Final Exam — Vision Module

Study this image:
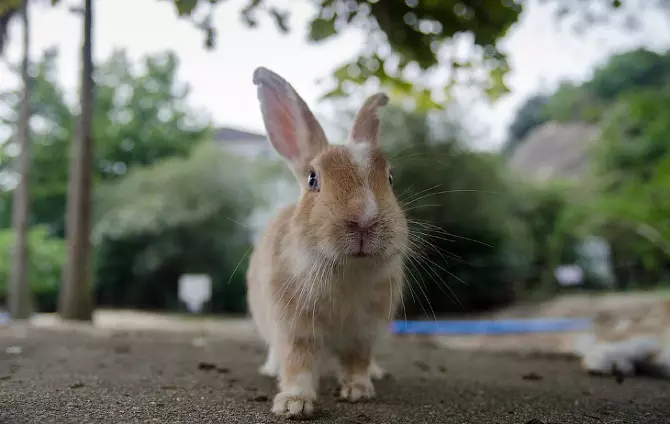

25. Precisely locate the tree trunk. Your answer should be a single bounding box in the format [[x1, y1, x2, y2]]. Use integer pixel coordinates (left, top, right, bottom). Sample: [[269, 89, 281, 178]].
[[59, 0, 94, 321], [9, 0, 32, 320]]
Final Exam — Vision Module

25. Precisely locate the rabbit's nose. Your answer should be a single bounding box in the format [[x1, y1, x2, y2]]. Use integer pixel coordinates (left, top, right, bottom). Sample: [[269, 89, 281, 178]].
[[346, 218, 379, 234]]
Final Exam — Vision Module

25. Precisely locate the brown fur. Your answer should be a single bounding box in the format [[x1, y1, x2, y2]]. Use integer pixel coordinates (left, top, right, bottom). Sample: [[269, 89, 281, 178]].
[[247, 67, 409, 418]]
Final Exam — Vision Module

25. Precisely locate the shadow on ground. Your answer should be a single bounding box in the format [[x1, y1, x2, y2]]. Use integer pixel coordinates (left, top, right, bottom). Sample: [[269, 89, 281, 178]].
[[0, 325, 668, 424]]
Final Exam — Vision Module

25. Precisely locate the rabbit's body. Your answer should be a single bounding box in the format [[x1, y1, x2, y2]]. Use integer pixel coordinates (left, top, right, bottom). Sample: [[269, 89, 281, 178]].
[[247, 202, 404, 376], [247, 68, 409, 418], [575, 300, 670, 379]]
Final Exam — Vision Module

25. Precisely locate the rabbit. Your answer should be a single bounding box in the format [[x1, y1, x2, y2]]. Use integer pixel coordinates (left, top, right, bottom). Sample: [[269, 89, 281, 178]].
[[573, 299, 670, 380], [246, 67, 409, 418]]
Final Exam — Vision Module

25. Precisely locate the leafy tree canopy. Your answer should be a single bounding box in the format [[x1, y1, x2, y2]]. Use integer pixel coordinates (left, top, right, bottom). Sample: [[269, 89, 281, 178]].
[[3, 0, 668, 108], [501, 94, 551, 156], [0, 48, 211, 234]]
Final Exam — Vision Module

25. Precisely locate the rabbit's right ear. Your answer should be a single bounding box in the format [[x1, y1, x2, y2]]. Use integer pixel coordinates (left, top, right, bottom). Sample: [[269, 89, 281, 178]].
[[253, 67, 328, 175]]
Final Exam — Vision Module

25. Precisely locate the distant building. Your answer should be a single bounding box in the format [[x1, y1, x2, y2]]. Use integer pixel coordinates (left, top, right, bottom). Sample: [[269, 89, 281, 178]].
[[213, 126, 298, 242], [508, 121, 601, 182], [212, 127, 276, 160]]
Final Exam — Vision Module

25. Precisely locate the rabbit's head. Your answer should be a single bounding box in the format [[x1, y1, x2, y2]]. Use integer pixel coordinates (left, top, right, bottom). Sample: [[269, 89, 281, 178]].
[[253, 67, 408, 261]]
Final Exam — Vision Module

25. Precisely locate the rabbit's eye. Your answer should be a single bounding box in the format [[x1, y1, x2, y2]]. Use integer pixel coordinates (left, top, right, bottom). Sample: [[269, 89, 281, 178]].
[[388, 171, 393, 186], [308, 170, 319, 191]]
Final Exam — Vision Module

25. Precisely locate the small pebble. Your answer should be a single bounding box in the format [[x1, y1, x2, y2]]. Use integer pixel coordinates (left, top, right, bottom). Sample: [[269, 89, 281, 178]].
[[5, 346, 22, 355], [413, 360, 431, 372], [192, 337, 207, 347], [250, 394, 269, 402], [522, 372, 543, 381], [198, 362, 216, 371]]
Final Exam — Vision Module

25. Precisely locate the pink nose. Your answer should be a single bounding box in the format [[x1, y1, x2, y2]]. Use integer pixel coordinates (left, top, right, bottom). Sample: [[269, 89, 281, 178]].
[[346, 219, 378, 234]]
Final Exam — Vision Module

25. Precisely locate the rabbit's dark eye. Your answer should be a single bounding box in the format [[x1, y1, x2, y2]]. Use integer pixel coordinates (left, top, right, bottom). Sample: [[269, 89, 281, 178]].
[[308, 170, 319, 191], [388, 171, 393, 186]]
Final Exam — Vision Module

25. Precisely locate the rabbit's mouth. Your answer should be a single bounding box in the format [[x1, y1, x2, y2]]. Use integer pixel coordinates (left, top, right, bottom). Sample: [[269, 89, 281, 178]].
[[345, 232, 383, 258]]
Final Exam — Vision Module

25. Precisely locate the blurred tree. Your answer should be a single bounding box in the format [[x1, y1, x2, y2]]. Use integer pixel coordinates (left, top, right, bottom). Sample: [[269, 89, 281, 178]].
[[59, 0, 94, 320], [3, 0, 670, 108], [5, 0, 32, 319], [583, 87, 670, 286], [93, 141, 257, 313], [543, 49, 670, 123], [507, 47, 670, 291], [501, 94, 550, 156], [374, 106, 533, 315], [585, 48, 670, 101], [168, 0, 670, 107], [0, 225, 66, 313], [0, 49, 210, 235]]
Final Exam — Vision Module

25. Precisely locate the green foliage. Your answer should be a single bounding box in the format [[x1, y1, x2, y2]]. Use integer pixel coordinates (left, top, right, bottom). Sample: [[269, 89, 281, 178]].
[[543, 81, 604, 123], [92, 141, 258, 313], [509, 179, 586, 293], [585, 48, 670, 101], [0, 226, 66, 312], [507, 47, 670, 293], [543, 49, 670, 124], [572, 86, 670, 287], [381, 108, 532, 315], [4, 0, 670, 107], [502, 94, 551, 156], [167, 0, 670, 108], [0, 48, 211, 235]]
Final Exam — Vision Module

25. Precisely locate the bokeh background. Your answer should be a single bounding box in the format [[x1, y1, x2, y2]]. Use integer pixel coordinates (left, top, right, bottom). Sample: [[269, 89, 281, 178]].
[[0, 0, 669, 321]]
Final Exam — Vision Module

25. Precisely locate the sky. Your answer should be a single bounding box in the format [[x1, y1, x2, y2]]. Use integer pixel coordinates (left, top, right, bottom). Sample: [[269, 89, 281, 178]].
[[1, 0, 669, 150]]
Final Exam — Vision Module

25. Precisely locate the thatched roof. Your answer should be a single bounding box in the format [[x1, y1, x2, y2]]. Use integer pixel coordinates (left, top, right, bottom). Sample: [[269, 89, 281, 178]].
[[508, 121, 601, 182]]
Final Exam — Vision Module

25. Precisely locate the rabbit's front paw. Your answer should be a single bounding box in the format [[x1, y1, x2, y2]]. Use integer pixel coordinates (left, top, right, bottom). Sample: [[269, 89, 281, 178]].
[[272, 392, 315, 419], [339, 377, 375, 402], [368, 360, 389, 380]]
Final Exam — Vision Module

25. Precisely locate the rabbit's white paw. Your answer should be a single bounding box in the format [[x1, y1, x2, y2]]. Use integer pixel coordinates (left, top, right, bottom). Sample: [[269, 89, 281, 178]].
[[339, 377, 375, 402], [272, 392, 315, 418]]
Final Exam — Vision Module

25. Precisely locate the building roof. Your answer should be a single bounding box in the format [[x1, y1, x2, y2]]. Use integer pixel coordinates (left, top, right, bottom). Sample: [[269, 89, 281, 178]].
[[213, 127, 266, 143], [508, 121, 601, 182]]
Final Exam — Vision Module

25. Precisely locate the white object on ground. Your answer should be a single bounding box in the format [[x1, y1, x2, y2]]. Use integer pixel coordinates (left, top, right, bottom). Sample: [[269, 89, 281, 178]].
[[5, 346, 22, 355], [554, 265, 584, 286], [576, 335, 669, 378], [178, 274, 212, 313]]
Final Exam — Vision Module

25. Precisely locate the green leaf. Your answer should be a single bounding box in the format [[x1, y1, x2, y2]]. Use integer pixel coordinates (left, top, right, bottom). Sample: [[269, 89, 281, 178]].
[[173, 0, 198, 16], [309, 17, 337, 42]]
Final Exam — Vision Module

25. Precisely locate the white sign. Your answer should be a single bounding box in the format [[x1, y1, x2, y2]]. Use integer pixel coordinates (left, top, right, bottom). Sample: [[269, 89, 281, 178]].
[[554, 264, 584, 287], [178, 274, 212, 313], [577, 236, 615, 286]]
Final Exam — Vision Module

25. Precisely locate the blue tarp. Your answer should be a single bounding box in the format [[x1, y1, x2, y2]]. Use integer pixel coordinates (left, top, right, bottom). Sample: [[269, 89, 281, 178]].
[[391, 318, 592, 335]]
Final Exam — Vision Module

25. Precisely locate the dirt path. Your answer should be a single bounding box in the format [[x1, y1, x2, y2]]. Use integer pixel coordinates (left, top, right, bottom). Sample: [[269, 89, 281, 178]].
[[1, 324, 668, 424]]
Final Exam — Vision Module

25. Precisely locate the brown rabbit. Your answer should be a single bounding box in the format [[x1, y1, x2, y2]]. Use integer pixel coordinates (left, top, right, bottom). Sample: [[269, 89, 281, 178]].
[[574, 299, 670, 379], [246, 67, 409, 418]]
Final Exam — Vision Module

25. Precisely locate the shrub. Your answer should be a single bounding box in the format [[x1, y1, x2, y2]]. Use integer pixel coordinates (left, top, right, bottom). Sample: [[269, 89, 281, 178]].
[[92, 141, 258, 314], [0, 226, 66, 312], [383, 108, 533, 316]]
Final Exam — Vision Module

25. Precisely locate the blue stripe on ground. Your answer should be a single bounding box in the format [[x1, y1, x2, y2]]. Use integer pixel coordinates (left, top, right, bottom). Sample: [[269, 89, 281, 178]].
[[391, 318, 592, 335]]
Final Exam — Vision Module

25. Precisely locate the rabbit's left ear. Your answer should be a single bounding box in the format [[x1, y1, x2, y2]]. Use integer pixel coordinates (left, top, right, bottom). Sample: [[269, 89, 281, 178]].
[[253, 67, 329, 175], [347, 93, 389, 147]]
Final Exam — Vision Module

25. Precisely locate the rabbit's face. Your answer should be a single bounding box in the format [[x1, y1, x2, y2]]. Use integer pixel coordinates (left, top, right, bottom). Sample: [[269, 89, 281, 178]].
[[252, 67, 408, 262], [292, 143, 408, 260]]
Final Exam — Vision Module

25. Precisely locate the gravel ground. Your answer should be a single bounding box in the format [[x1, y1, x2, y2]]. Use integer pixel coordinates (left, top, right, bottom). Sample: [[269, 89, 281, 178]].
[[0, 325, 668, 424]]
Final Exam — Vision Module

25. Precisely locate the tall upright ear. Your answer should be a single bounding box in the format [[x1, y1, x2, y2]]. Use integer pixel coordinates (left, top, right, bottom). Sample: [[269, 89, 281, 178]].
[[253, 67, 328, 174], [347, 93, 389, 147]]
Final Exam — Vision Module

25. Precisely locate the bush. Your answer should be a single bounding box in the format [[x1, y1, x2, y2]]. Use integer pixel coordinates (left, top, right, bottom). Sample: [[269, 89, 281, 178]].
[[92, 141, 258, 314], [382, 108, 533, 316], [0, 226, 66, 312]]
